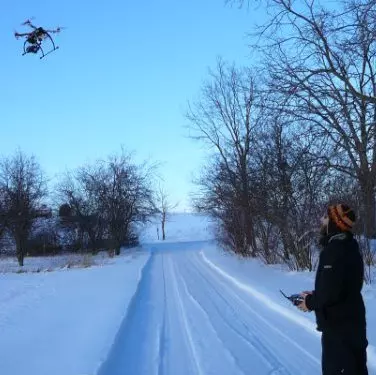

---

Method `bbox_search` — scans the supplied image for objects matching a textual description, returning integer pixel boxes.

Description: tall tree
[232,0,376,237]
[0,151,47,266]
[187,59,261,255]
[100,151,156,254]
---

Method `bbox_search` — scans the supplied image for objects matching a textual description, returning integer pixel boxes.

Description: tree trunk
[241,185,257,256]
[16,251,24,267]
[360,181,376,238]
[279,224,292,262]
[162,212,166,241]
[112,236,121,256]
[15,237,26,267]
[244,213,257,257]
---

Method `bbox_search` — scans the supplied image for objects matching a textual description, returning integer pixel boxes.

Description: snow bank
[0,250,150,375]
[201,250,320,336]
[0,250,117,274]
[201,244,376,373]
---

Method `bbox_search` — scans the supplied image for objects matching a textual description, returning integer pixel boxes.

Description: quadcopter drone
[14,19,64,59]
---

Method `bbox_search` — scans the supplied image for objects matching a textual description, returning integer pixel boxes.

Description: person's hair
[327,218,342,236]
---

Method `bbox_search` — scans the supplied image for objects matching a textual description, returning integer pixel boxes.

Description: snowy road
[98,248,322,375]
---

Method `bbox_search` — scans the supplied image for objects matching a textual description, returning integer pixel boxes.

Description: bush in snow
[27,217,61,256]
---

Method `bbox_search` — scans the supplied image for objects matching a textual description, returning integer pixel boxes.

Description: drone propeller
[14,30,27,39]
[42,26,66,35]
[21,17,35,26]
[54,26,66,33]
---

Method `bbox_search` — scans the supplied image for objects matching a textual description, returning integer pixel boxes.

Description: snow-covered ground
[0,251,115,273]
[0,251,150,375]
[0,213,375,374]
[138,212,215,243]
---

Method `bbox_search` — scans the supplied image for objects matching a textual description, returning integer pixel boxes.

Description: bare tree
[187,59,263,255]
[57,150,156,255]
[0,190,7,240]
[251,116,329,269]
[57,168,106,253]
[100,151,156,254]
[229,0,376,237]
[0,151,47,266]
[357,235,376,284]
[192,156,248,253]
[253,220,280,264]
[155,184,178,240]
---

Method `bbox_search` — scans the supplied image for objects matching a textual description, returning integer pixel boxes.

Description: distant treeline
[0,148,169,266]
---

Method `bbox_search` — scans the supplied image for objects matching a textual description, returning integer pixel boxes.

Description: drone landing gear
[22,41,59,59]
[40,46,59,59]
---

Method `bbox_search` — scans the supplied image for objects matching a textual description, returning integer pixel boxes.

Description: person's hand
[297,292,311,312]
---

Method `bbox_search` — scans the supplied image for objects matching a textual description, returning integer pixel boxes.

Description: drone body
[14,19,63,59]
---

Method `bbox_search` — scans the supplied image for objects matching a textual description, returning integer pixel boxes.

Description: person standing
[298,204,368,375]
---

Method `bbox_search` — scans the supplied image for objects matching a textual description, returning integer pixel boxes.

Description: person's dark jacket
[305,232,366,333]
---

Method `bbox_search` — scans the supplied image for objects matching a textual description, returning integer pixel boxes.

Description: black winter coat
[306,232,366,334]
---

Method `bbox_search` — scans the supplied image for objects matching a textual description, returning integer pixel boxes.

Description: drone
[14,19,64,59]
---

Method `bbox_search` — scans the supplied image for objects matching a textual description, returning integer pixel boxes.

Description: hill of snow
[138,212,215,244]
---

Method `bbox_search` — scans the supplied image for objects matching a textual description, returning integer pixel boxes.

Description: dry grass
[65,254,95,269]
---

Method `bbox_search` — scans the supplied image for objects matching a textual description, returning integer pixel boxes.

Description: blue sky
[1,0,259,211]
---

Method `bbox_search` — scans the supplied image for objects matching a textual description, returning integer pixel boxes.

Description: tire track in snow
[157,254,167,375]
[167,256,205,375]
[192,254,321,370]
[172,259,248,375]
[178,255,293,375]
[200,252,319,334]
[200,252,376,373]
[97,252,159,375]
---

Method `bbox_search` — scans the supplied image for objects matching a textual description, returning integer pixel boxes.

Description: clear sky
[1,0,259,211]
